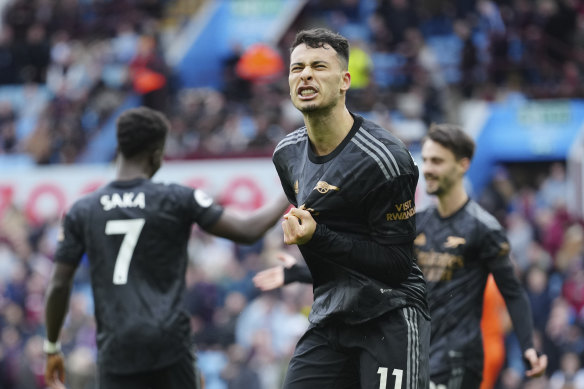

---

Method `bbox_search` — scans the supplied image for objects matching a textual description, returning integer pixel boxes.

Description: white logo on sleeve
[194,189,213,208]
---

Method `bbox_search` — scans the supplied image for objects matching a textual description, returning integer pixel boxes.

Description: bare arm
[45,262,76,342]
[205,192,290,244]
[44,262,77,387]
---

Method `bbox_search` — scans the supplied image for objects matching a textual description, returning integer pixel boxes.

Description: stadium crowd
[2,0,584,162]
[0,0,584,388]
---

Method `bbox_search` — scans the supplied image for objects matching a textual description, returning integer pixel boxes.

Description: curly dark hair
[116,107,169,158]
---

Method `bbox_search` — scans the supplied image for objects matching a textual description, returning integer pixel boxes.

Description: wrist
[43,339,62,354]
[303,224,323,248]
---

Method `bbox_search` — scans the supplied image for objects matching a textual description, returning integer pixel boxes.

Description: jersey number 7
[105,219,145,285]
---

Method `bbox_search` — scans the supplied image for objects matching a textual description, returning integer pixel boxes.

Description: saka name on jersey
[273,113,428,325]
[55,178,223,374]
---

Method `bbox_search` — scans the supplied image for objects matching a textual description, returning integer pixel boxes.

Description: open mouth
[298,86,318,99]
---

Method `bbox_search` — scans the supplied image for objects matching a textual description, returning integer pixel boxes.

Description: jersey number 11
[378,367,403,389]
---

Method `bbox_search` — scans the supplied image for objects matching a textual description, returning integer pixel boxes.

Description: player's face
[421,139,465,196]
[288,43,350,114]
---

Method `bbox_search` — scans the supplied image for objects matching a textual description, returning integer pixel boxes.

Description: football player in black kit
[43,107,290,389]
[272,28,430,389]
[260,123,549,389]
[415,124,546,388]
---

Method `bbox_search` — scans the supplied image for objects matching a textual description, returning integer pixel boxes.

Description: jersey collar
[109,177,149,189]
[307,112,364,164]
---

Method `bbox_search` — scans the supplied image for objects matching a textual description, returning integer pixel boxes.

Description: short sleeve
[273,151,297,206]
[54,204,86,266]
[184,187,224,229]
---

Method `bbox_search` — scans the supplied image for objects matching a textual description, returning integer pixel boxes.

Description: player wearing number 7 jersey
[43,107,290,389]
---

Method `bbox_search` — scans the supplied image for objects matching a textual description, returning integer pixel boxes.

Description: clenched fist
[282,207,316,245]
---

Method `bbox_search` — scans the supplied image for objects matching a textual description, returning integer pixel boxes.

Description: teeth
[300,89,315,96]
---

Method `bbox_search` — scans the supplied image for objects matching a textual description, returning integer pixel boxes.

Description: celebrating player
[272,28,430,389]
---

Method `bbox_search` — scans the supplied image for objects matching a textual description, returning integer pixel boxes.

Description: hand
[523,348,547,378]
[282,208,316,245]
[45,352,66,388]
[253,252,298,291]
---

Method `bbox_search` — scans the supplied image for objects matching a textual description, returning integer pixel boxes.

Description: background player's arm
[205,191,290,244]
[252,252,312,291]
[486,232,547,377]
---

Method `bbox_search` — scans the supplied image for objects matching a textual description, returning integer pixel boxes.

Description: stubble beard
[426,185,445,197]
[426,175,455,197]
[298,104,318,113]
[294,97,336,116]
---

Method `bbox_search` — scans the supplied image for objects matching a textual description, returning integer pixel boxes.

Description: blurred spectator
[220,344,262,389]
[347,39,373,89]
[562,266,584,323]
[0,26,18,85]
[538,162,569,210]
[375,0,419,48]
[548,351,584,389]
[129,35,170,113]
[524,265,554,333]
[222,42,252,103]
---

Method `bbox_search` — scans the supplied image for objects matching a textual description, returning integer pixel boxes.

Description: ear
[340,71,351,93]
[459,157,471,173]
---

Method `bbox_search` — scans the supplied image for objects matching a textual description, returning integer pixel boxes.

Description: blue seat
[426,34,463,83]
[371,52,407,87]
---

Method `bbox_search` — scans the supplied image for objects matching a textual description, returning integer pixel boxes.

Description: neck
[304,105,354,156]
[115,157,150,181]
[436,182,468,217]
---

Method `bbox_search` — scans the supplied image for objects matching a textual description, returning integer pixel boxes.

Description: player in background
[43,107,290,389]
[272,27,430,389]
[416,123,546,388]
[256,123,548,388]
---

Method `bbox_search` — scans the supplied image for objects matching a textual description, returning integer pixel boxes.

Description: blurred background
[0,0,583,388]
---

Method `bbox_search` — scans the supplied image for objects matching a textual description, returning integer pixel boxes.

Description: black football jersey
[415,199,533,379]
[55,178,223,374]
[273,114,428,325]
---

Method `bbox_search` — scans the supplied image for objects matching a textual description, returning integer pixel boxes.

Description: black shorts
[283,306,430,389]
[98,351,202,389]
